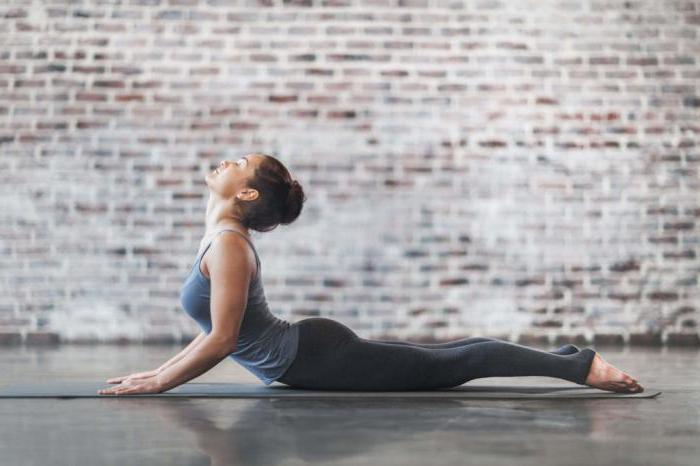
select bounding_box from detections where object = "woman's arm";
[157,334,234,391]
[157,234,252,391]
[157,331,207,373]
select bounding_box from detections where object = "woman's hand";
[98,374,166,396]
[105,368,161,385]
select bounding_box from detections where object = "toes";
[623,381,643,393]
[610,381,636,392]
[621,374,638,385]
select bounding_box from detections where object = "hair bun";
[286,180,298,205]
[281,179,305,224]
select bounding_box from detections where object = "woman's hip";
[277,317,358,386]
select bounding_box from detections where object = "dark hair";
[234,153,307,232]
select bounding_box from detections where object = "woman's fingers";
[98,378,161,395]
[106,376,126,384]
[107,375,134,383]
[98,387,121,395]
[106,372,148,383]
[100,380,133,394]
[106,368,160,384]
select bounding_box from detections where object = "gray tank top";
[179,229,299,385]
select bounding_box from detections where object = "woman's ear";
[239,189,259,201]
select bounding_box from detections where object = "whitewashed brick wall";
[0,0,698,346]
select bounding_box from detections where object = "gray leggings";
[277,317,596,391]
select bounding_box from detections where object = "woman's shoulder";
[201,231,259,280]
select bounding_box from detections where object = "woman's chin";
[203,178,216,193]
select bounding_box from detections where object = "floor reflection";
[0,346,697,466]
[112,396,599,466]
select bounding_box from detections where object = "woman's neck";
[204,195,250,239]
[202,221,249,240]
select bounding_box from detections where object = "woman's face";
[205,154,262,201]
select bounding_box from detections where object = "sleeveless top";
[178,229,299,385]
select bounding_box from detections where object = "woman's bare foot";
[585,352,644,393]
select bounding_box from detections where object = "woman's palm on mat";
[99,373,164,395]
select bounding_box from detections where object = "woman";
[99,153,643,395]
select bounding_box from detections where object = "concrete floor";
[0,344,697,466]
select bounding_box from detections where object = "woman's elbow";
[207,334,237,357]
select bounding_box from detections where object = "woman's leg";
[278,317,596,391]
[365,336,580,355]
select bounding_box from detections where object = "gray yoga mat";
[0,381,661,399]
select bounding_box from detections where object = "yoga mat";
[0,381,661,399]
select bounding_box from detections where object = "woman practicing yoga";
[99,153,643,395]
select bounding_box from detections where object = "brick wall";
[0,0,698,346]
